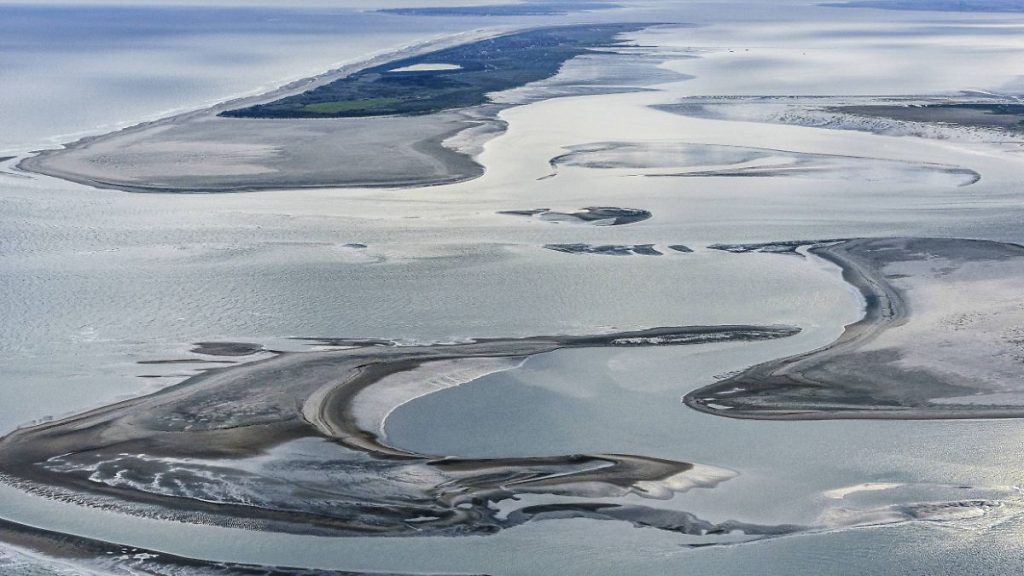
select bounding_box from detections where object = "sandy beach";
[16,24,660,194]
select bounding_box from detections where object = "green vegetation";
[220,24,647,119]
[302,98,402,114]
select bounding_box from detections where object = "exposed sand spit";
[686,237,1024,419]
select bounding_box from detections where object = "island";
[18,24,655,193]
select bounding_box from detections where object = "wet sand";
[0,325,794,537]
[15,30,513,193]
[16,24,662,194]
[0,516,476,576]
[834,103,1024,132]
[17,107,496,194]
[657,96,1024,146]
[550,139,982,186]
[686,237,1024,419]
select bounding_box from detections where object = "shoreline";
[685,237,1024,420]
[15,27,516,193]
[0,325,794,537]
[0,515,483,576]
[20,26,508,156]
[15,23,660,194]
[18,109,497,194]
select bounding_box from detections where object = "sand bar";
[0,325,794,537]
[686,237,1024,419]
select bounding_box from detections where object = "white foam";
[350,356,526,440]
[633,463,738,500]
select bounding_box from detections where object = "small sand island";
[499,206,653,226]
[551,140,982,185]
[18,24,652,193]
[686,237,1024,419]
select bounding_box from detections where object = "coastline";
[685,237,1024,420]
[0,325,793,537]
[15,23,659,194]
[0,515,485,576]
[15,27,516,193]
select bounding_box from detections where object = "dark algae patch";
[499,206,652,225]
[190,341,264,356]
[221,24,648,119]
[545,243,664,255]
[709,239,848,256]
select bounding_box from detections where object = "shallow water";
[3,1,1024,574]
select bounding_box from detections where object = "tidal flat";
[834,102,1024,132]
[0,326,794,537]
[17,23,670,194]
[660,95,1024,145]
[687,237,1024,419]
[0,516,470,576]
[7,1,1024,574]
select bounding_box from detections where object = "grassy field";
[302,98,403,114]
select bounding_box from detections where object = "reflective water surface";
[3,1,1024,574]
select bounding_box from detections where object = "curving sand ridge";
[0,325,794,537]
[1,239,1021,552]
[686,237,1024,419]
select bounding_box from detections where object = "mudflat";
[834,103,1024,132]
[0,325,795,537]
[686,237,1024,419]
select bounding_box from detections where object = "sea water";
[3,1,1024,574]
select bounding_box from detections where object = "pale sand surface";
[7,6,1024,574]
[686,237,1024,419]
[0,326,791,537]
[16,29,510,193]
